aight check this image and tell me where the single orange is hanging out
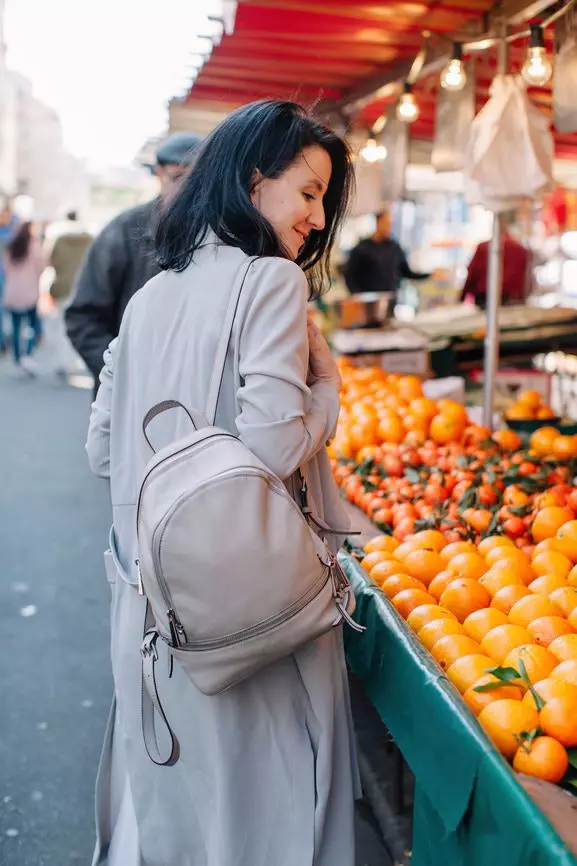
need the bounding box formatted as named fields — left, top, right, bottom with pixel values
left=360, top=550, right=393, bottom=573
left=392, top=588, right=437, bottom=619
left=431, top=634, right=482, bottom=670
left=512, top=736, right=569, bottom=784
left=418, top=618, right=465, bottom=651
left=508, top=594, right=564, bottom=630
left=477, top=536, right=515, bottom=557
left=436, top=399, right=468, bottom=424
left=517, top=389, right=542, bottom=411
left=532, top=507, right=575, bottom=543
left=409, top=397, right=438, bottom=423
left=367, top=559, right=409, bottom=586
left=463, top=674, right=523, bottom=716
left=548, top=634, right=577, bottom=663
left=486, top=546, right=531, bottom=569
left=491, top=584, right=531, bottom=615
left=448, top=552, right=488, bottom=581
left=528, top=574, right=569, bottom=596
left=530, top=426, right=559, bottom=457
left=540, top=694, right=577, bottom=747
left=552, top=435, right=577, bottom=462
left=503, top=645, right=558, bottom=684
left=440, top=541, right=476, bottom=563
left=463, top=608, right=509, bottom=643
left=379, top=574, right=427, bottom=599
left=527, top=616, right=575, bottom=648
left=363, top=535, right=400, bottom=555
left=555, top=520, right=577, bottom=563
left=569, top=564, right=577, bottom=588
left=551, top=659, right=577, bottom=687
left=549, top=587, right=577, bottom=618
left=403, top=549, right=446, bottom=587
left=483, top=553, right=535, bottom=587
left=493, top=429, right=522, bottom=451
left=408, top=529, right=447, bottom=552
left=480, top=624, right=533, bottom=664
left=479, top=567, right=525, bottom=599
left=439, top=578, right=491, bottom=623
left=446, top=654, right=496, bottom=694
left=430, top=413, right=465, bottom=445
left=532, top=538, right=565, bottom=558
left=428, top=569, right=460, bottom=601
left=532, top=551, right=572, bottom=579
left=521, top=677, right=577, bottom=710
left=478, top=699, right=540, bottom=758
left=406, top=604, right=456, bottom=633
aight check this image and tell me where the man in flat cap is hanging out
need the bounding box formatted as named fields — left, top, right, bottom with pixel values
left=65, top=132, right=202, bottom=393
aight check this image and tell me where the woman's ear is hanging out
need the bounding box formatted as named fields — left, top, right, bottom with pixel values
left=249, top=168, right=262, bottom=203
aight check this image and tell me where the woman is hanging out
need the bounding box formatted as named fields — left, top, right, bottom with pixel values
left=3, top=221, right=44, bottom=371
left=86, top=100, right=359, bottom=866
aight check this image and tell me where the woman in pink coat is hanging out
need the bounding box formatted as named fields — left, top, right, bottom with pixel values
left=3, top=221, right=45, bottom=369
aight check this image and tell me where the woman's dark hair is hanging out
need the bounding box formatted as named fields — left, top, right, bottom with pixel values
left=155, top=100, right=354, bottom=298
left=6, top=221, right=32, bottom=263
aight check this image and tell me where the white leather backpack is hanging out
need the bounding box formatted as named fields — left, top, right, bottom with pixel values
left=136, top=258, right=363, bottom=766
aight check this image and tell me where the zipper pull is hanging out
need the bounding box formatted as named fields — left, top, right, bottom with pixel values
left=337, top=598, right=366, bottom=633
left=135, top=559, right=144, bottom=596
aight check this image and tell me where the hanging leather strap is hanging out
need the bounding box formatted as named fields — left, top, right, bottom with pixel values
left=205, top=258, right=257, bottom=425
left=140, top=257, right=257, bottom=451
left=141, top=602, right=180, bottom=767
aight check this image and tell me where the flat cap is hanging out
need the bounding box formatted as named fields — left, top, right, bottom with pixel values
left=155, top=132, right=203, bottom=167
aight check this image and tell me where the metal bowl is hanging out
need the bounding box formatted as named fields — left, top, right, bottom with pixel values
left=325, top=292, right=393, bottom=330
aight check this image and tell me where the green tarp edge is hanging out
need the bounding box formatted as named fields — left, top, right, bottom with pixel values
left=340, top=552, right=577, bottom=866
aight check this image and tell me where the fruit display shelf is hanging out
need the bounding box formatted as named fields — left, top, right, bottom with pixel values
left=341, top=547, right=577, bottom=866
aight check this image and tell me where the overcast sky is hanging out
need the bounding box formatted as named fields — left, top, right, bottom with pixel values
left=5, top=0, right=217, bottom=168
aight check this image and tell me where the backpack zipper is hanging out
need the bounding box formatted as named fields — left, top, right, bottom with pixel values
left=173, top=564, right=332, bottom=651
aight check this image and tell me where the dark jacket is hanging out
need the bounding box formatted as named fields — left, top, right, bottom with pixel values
left=65, top=199, right=161, bottom=380
left=343, top=237, right=430, bottom=297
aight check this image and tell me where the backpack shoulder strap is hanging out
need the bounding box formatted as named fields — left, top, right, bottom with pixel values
left=205, top=257, right=257, bottom=425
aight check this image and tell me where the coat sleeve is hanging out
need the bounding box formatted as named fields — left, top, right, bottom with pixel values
left=85, top=337, right=117, bottom=478
left=236, top=258, right=340, bottom=480
left=65, top=217, right=128, bottom=380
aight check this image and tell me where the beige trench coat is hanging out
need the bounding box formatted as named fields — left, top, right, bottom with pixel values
left=86, top=235, right=360, bottom=866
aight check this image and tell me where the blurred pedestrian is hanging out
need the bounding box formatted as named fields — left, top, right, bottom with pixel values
left=343, top=207, right=430, bottom=299
left=46, top=210, right=93, bottom=302
left=0, top=197, right=20, bottom=353
left=65, top=133, right=202, bottom=394
left=3, top=221, right=46, bottom=374
left=86, top=101, right=358, bottom=866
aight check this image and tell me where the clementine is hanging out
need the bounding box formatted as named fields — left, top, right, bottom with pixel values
left=439, top=578, right=491, bottom=623
left=540, top=694, right=577, bottom=747
left=527, top=616, right=575, bottom=648
left=430, top=634, right=483, bottom=670
left=478, top=699, right=539, bottom=758
left=463, top=674, right=523, bottom=716
left=418, top=618, right=465, bottom=651
left=446, top=654, right=496, bottom=694
left=490, top=584, right=531, bottom=615
left=532, top=507, right=574, bottom=543
left=392, top=588, right=437, bottom=619
left=406, top=604, right=457, bottom=633
left=548, top=634, right=577, bottom=663
left=512, top=736, right=569, bottom=783
left=463, top=608, right=509, bottom=643
left=480, top=624, right=533, bottom=664
left=508, top=594, right=563, bottom=630
left=503, top=645, right=558, bottom=684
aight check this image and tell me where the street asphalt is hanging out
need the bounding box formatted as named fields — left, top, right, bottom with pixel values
left=0, top=356, right=389, bottom=866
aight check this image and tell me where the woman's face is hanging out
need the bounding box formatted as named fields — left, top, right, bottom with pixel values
left=250, top=145, right=332, bottom=260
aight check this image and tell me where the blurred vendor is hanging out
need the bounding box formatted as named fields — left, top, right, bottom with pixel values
left=343, top=208, right=431, bottom=298
left=463, top=218, right=530, bottom=308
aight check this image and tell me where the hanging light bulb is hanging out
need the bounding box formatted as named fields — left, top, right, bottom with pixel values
left=396, top=82, right=419, bottom=124
left=440, top=43, right=467, bottom=91
left=360, top=137, right=387, bottom=163
left=522, top=24, right=552, bottom=87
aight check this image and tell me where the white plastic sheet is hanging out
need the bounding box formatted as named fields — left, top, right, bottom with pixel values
left=554, top=34, right=577, bottom=133
left=432, top=68, right=476, bottom=173
left=464, top=75, right=554, bottom=212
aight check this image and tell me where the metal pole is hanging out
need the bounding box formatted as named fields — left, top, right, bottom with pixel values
left=483, top=28, right=508, bottom=429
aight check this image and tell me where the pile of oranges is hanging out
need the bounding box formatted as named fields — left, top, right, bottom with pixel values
left=331, top=365, right=577, bottom=548
left=505, top=389, right=557, bottom=422
left=361, top=527, right=577, bottom=784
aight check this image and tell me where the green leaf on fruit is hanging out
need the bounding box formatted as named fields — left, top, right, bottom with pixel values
left=404, top=467, right=421, bottom=484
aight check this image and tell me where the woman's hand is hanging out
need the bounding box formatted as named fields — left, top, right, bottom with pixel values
left=307, top=314, right=341, bottom=391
